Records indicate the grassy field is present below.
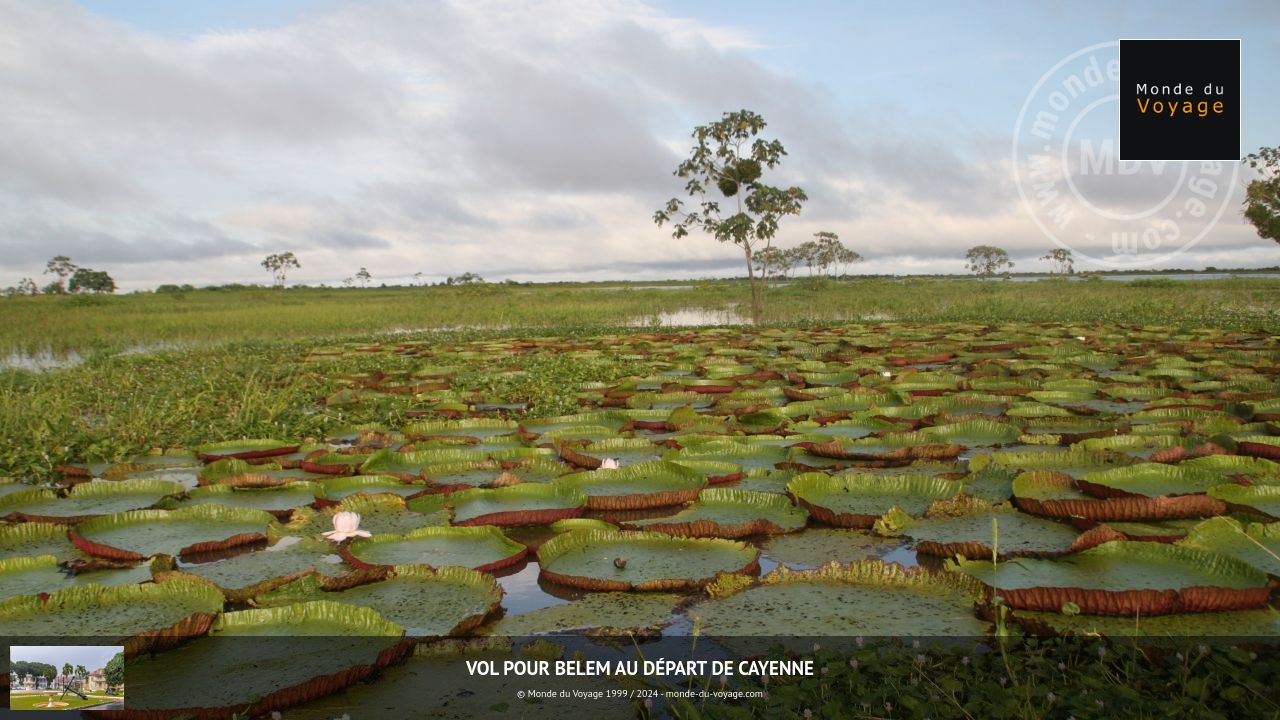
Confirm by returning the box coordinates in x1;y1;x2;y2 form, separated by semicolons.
1;277;1278;358
1;277;1278;480
8;692;119;710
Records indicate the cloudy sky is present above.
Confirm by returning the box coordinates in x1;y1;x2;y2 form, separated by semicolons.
2;0;1278;291
11;645;120;671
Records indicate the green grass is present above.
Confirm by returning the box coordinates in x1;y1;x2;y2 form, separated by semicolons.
2;277;1278;358
8;692;118;710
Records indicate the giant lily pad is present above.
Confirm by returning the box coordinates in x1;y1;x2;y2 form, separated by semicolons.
343;526;526;573
171;481;324;517
949;540;1272;615
537;530;759;591
194;439;301;461
71;505;279;561
688;561;987;637
1209;483;1280;519
322;474;429;500
408;483;587;526
620;488;808;538
761;529;901;569
0;522;76;562
1078;463;1223;498
0;576;224;648
488;592;683;636
0;554;152;602
553;460;707;510
255;565;501;637
290;494;450;537
880;501;1089;559
0;479;184;523
117;601;405;717
1013;470;1226;521
786;473;962;528
161;537;350;601
1177;517;1280;576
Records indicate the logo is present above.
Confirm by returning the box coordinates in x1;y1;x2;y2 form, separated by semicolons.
1012;41;1239;267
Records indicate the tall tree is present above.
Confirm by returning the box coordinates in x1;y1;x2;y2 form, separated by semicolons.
654;109;807;321
62;663;72;682
965;245;1014;277
1040;248;1074;274
261;252;300;290
355;267;372;287
752;246;787;279
68;268;116;294
104;652;124;693
43;255;77;294
1243;146;1280;243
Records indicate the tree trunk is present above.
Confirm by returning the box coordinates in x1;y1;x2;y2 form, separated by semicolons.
743;244;762;323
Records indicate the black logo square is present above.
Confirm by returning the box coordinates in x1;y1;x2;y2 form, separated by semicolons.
1119;39;1240;161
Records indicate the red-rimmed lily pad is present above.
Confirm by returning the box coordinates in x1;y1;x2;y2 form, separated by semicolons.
875;501;1094;559
553;460;707;510
343;526;526;573
0;576;224;652
1208;483;1280;519
949;540;1272;615
408;483;587;527
786;472;962;528
0;522;76;561
195;439;301;462
688;560;987;638
171;481;325;518
0;479;184;523
1013;470;1226;521
0;554;152;602
619;488;808;538
1176;516;1280;577
157;536;350;601
289;494;450;538
322;474;429;500
537;529;759;591
71;505;280;561
104;601;406;720
254;564;502;637
1077;463;1223;498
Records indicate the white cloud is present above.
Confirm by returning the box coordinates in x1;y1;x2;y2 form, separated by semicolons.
0;0;1271;292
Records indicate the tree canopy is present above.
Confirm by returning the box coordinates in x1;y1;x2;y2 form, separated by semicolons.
1244;147;1280;244
965;245;1014;277
654;109;807;321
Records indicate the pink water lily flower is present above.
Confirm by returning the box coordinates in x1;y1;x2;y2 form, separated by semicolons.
600;458;620;469
322;511;372;542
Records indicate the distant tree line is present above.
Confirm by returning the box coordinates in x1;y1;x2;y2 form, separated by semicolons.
2;255;116;297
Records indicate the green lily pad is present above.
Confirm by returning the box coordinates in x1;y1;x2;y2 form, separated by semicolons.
0;522;76;562
0;479;184;521
537;529;758;591
256;564;501;637
1209;484;1280;519
1177;517;1280;576
917;420;1020;446
1079;463;1223;497
488;592;683;635
344;526;526;573
194;439;301;461
120;601;403;714
72;505;279;560
620;488;808;537
173;481;324;514
950;540;1271;615
408;483;587;526
322;474;429;500
291;494;450;537
688;561;987;637
169;537;349;600
761;528;901;569
786;472;962;528
0;555;152;602
0;575;224;638
883;503;1084;559
553;460;706;510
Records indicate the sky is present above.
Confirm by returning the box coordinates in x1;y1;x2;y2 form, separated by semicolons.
10;645;120;672
1;0;1278;291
